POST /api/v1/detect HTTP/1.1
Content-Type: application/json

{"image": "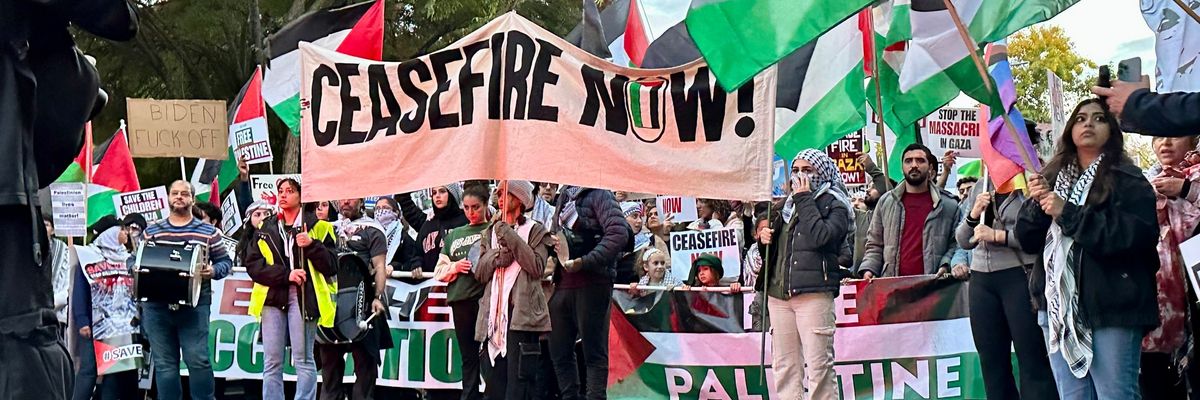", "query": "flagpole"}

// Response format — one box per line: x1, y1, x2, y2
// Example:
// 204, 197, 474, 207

1173, 0, 1200, 24
865, 9, 894, 191
758, 161, 774, 386
179, 157, 187, 181
83, 122, 92, 246
940, 0, 1037, 172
